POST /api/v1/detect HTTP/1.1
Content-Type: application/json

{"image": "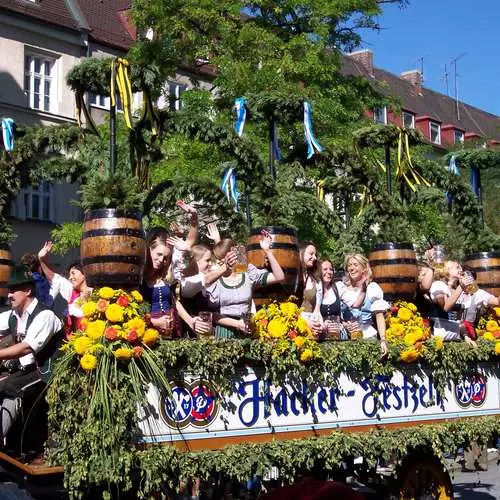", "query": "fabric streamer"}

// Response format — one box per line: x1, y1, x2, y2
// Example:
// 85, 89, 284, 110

233, 97, 246, 137
470, 167, 481, 198
316, 179, 325, 202
111, 58, 133, 129
303, 101, 322, 159
220, 167, 240, 211
1, 118, 14, 152
446, 155, 459, 204
271, 120, 281, 161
